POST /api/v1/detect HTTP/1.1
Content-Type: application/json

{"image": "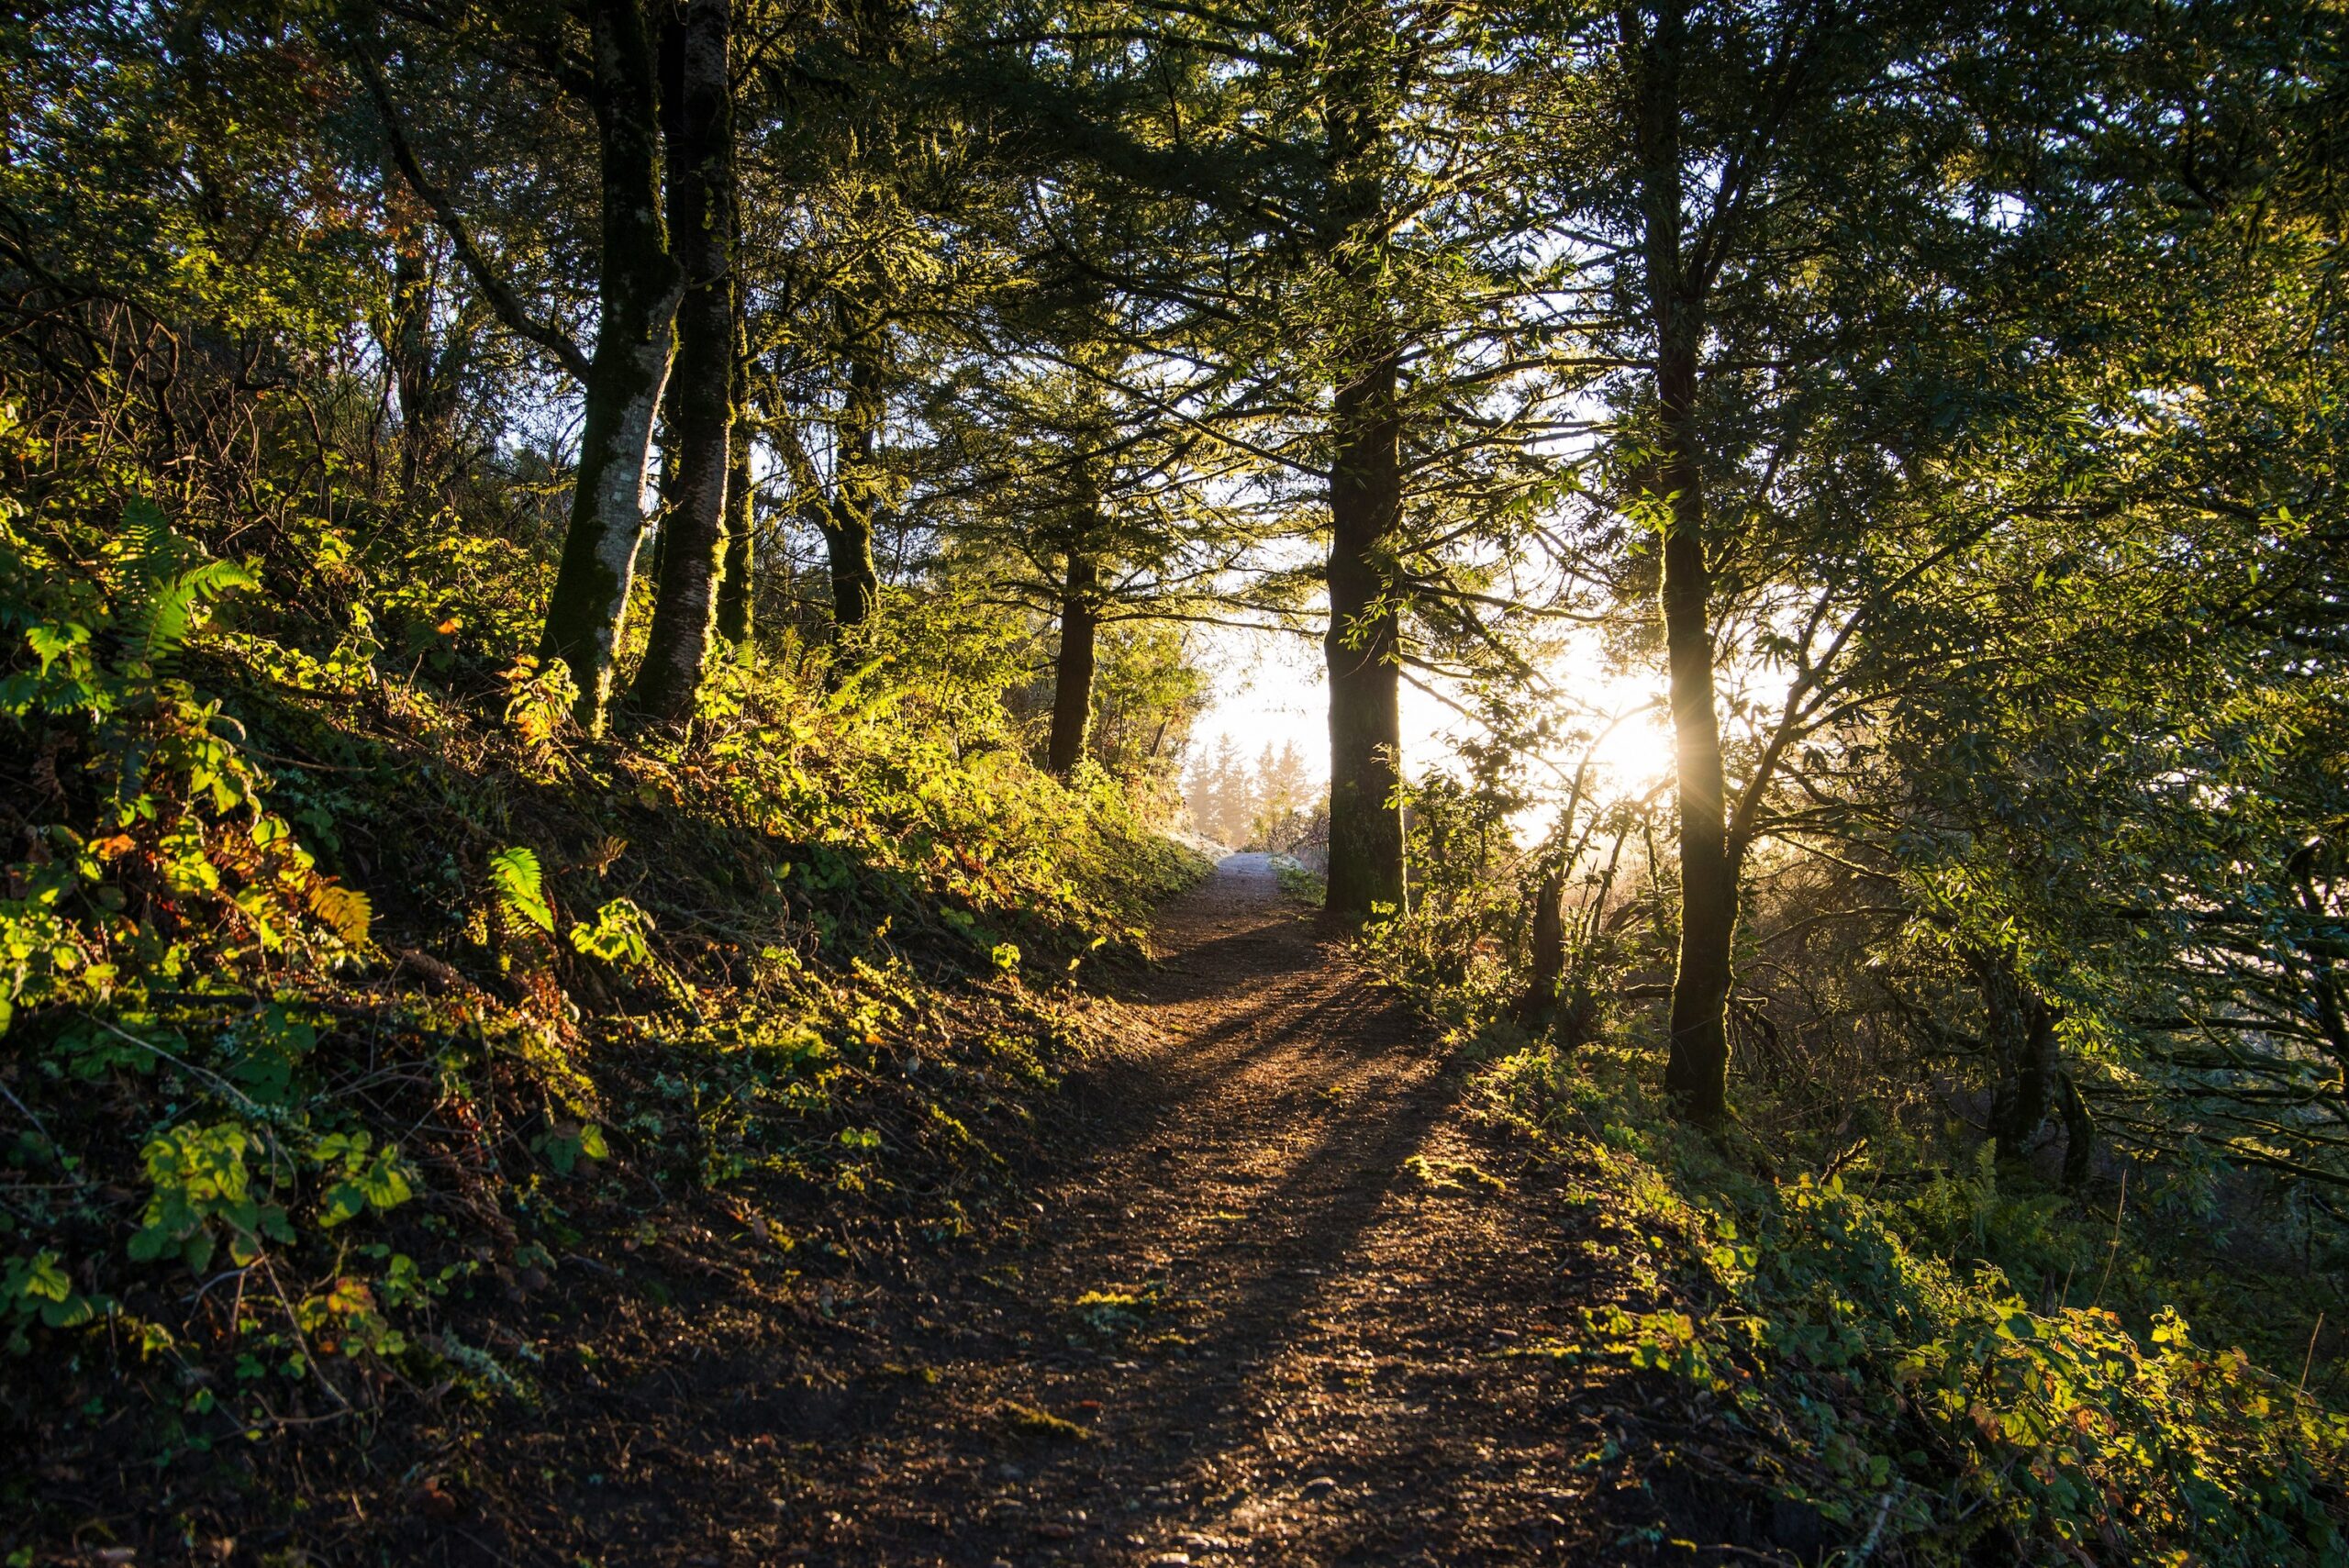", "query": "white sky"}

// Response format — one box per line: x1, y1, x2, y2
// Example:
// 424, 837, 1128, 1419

1186, 620, 1684, 810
